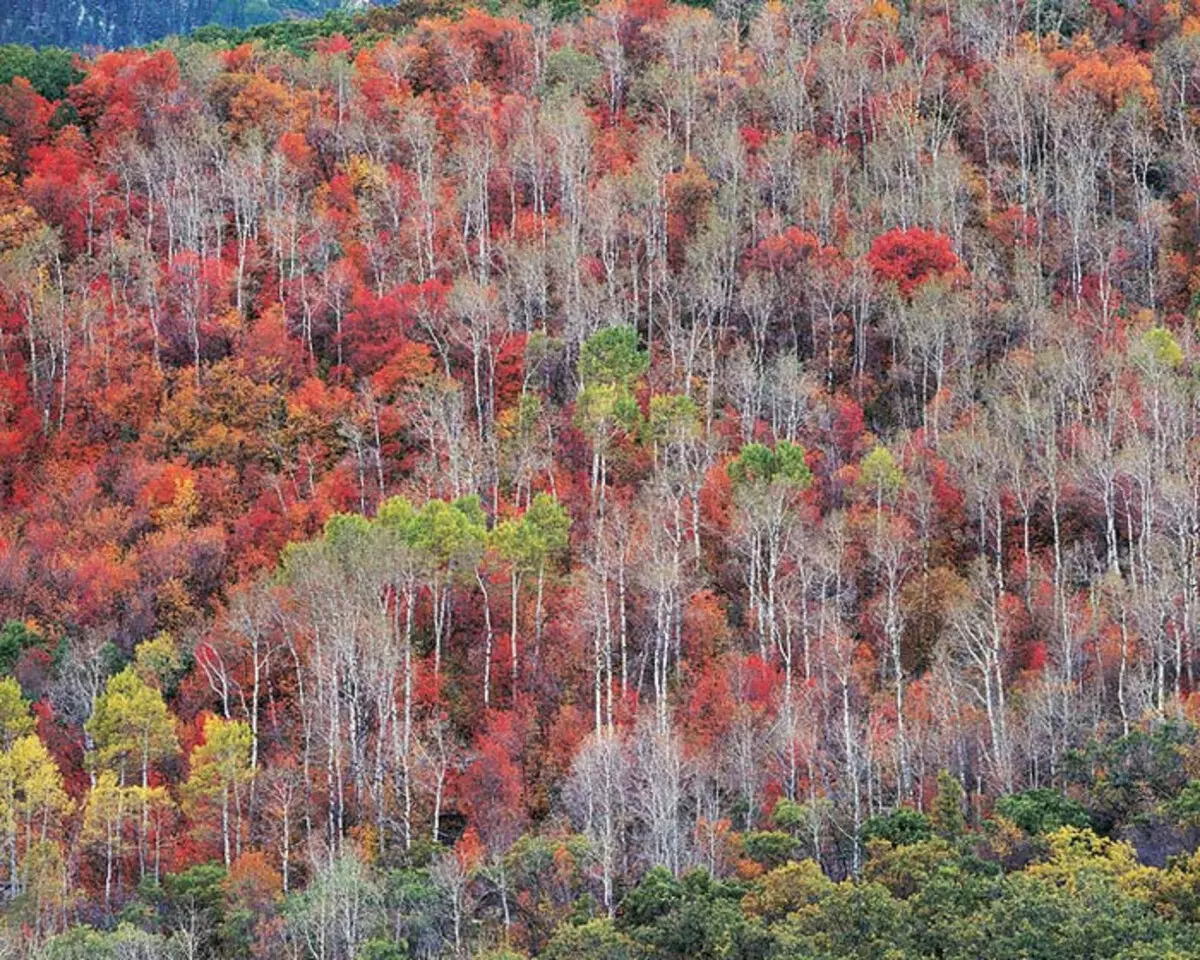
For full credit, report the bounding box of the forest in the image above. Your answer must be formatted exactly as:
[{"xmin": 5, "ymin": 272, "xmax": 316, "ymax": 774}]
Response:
[
  {"xmin": 2, "ymin": 0, "xmax": 1200, "ymax": 955},
  {"xmin": 0, "ymin": 1, "xmax": 354, "ymax": 51}
]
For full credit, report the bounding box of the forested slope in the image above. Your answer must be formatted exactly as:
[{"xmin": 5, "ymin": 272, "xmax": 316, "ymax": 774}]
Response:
[
  {"xmin": 0, "ymin": 0, "xmax": 350, "ymax": 50},
  {"xmin": 1, "ymin": 0, "xmax": 1200, "ymax": 956}
]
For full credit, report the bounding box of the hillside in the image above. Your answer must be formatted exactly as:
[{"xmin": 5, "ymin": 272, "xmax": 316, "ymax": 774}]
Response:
[
  {"xmin": 1, "ymin": 0, "xmax": 1200, "ymax": 957},
  {"xmin": 0, "ymin": 0, "xmax": 350, "ymax": 49}
]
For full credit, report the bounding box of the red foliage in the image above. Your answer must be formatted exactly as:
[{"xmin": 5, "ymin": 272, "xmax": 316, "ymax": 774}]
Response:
[
  {"xmin": 459, "ymin": 710, "xmax": 528, "ymax": 849},
  {"xmin": 0, "ymin": 78, "xmax": 52, "ymax": 174},
  {"xmin": 867, "ymin": 227, "xmax": 960, "ymax": 297}
]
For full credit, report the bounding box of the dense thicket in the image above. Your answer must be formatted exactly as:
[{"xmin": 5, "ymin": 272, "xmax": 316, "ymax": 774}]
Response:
[{"xmin": 2, "ymin": 0, "xmax": 1200, "ymax": 954}]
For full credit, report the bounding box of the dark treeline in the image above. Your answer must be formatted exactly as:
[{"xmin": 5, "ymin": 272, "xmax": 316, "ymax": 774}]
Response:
[{"xmin": 0, "ymin": 0, "xmax": 351, "ymax": 50}]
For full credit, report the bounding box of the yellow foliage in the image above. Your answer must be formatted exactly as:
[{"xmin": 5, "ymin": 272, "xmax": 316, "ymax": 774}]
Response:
[
  {"xmin": 743, "ymin": 859, "xmax": 834, "ymax": 923},
  {"xmin": 866, "ymin": 0, "xmax": 900, "ymax": 26},
  {"xmin": 152, "ymin": 474, "xmax": 200, "ymax": 529},
  {"xmin": 1028, "ymin": 826, "xmax": 1158, "ymax": 901},
  {"xmin": 346, "ymin": 154, "xmax": 389, "ymax": 195}
]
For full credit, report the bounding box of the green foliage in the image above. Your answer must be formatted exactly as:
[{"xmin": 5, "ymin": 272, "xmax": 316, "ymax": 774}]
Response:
[
  {"xmin": 770, "ymin": 797, "xmax": 804, "ymax": 833},
  {"xmin": 85, "ymin": 666, "xmax": 180, "ymax": 782},
  {"xmin": 931, "ymin": 771, "xmax": 965, "ymax": 841},
  {"xmin": 1169, "ymin": 779, "xmax": 1200, "ymax": 827},
  {"xmin": 647, "ymin": 393, "xmax": 701, "ymax": 445},
  {"xmin": 359, "ymin": 939, "xmax": 409, "ymax": 960},
  {"xmin": 34, "ymin": 836, "xmax": 1200, "ymax": 960},
  {"xmin": 0, "ymin": 46, "xmax": 82, "ymax": 102},
  {"xmin": 150, "ymin": 861, "xmax": 244, "ymax": 957},
  {"xmin": 742, "ymin": 860, "xmax": 834, "ymax": 924},
  {"xmin": 619, "ymin": 868, "xmax": 769, "ymax": 960},
  {"xmin": 859, "ymin": 444, "xmax": 904, "ymax": 498},
  {"xmin": 544, "ymin": 47, "xmax": 604, "ymax": 95},
  {"xmin": 995, "ymin": 788, "xmax": 1091, "ymax": 835},
  {"xmin": 505, "ymin": 832, "xmax": 592, "ymax": 887},
  {"xmin": 494, "ymin": 493, "xmax": 571, "ymax": 574},
  {"xmin": 39, "ymin": 922, "xmax": 169, "ymax": 959},
  {"xmin": 862, "ymin": 807, "xmax": 933, "ymax": 847},
  {"xmin": 322, "ymin": 511, "xmax": 373, "ymax": 559},
  {"xmin": 728, "ymin": 441, "xmax": 812, "ymax": 488},
  {"xmin": 774, "ymin": 878, "xmax": 910, "ymax": 960},
  {"xmin": 1136, "ymin": 327, "xmax": 1184, "ymax": 372},
  {"xmin": 40, "ymin": 924, "xmax": 111, "ymax": 959},
  {"xmin": 543, "ymin": 918, "xmax": 639, "ymax": 960},
  {"xmin": 525, "ymin": 493, "xmax": 571, "ymax": 555},
  {"xmin": 133, "ymin": 632, "xmax": 188, "ymax": 696},
  {"xmin": 1064, "ymin": 721, "xmax": 1195, "ymax": 833},
  {"xmin": 953, "ymin": 869, "xmax": 1191, "ymax": 960},
  {"xmin": 3, "ymin": 733, "xmax": 71, "ymax": 830},
  {"xmin": 186, "ymin": 7, "xmax": 355, "ymax": 51},
  {"xmin": 903, "ymin": 852, "xmax": 1001, "ymax": 955},
  {"xmin": 502, "ymin": 833, "xmax": 593, "ymax": 947},
  {"xmin": 384, "ymin": 866, "xmax": 440, "ymax": 952},
  {"xmin": 376, "ymin": 495, "xmax": 419, "ymax": 537},
  {"xmin": 741, "ymin": 831, "xmax": 797, "ymax": 871},
  {"xmin": 0, "ymin": 620, "xmax": 37, "ymax": 678},
  {"xmin": 284, "ymin": 852, "xmax": 386, "ymax": 958},
  {"xmin": 579, "ymin": 325, "xmax": 649, "ymax": 388},
  {"xmin": 162, "ymin": 861, "xmax": 228, "ymax": 915},
  {"xmin": 619, "ymin": 866, "xmax": 681, "ymax": 929},
  {"xmin": 863, "ymin": 837, "xmax": 963, "ymax": 900},
  {"xmin": 410, "ymin": 496, "xmax": 488, "ymax": 570},
  {"xmin": 183, "ymin": 715, "xmax": 253, "ymax": 806},
  {"xmin": 576, "ymin": 383, "xmax": 643, "ymax": 442}
]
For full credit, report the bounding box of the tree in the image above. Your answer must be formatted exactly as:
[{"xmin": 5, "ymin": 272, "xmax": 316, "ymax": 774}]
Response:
[
  {"xmin": 954, "ymin": 867, "xmax": 1179, "ymax": 960},
  {"xmin": 132, "ymin": 632, "xmax": 187, "ymax": 696},
  {"xmin": 160, "ymin": 861, "xmax": 228, "ymax": 959},
  {"xmin": 408, "ymin": 497, "xmax": 488, "ymax": 678},
  {"xmin": 283, "ymin": 851, "xmax": 385, "ymax": 960},
  {"xmin": 565, "ymin": 730, "xmax": 629, "ymax": 913},
  {"xmin": 85, "ymin": 667, "xmax": 179, "ymax": 883},
  {"xmin": 0, "ymin": 45, "xmax": 82, "ymax": 101},
  {"xmin": 858, "ymin": 445, "xmax": 904, "ymax": 529},
  {"xmin": 867, "ymin": 227, "xmax": 959, "ymax": 298},
  {"xmin": 543, "ymin": 918, "xmax": 639, "ymax": 960},
  {"xmin": 743, "ymin": 860, "xmax": 834, "ymax": 925},
  {"xmin": 79, "ymin": 771, "xmax": 128, "ymax": 912},
  {"xmin": 931, "ymin": 771, "xmax": 965, "ymax": 842},
  {"xmin": 492, "ymin": 492, "xmax": 570, "ymax": 699},
  {"xmin": 223, "ymin": 851, "xmax": 284, "ymax": 954},
  {"xmin": 0, "ymin": 732, "xmax": 68, "ymax": 901},
  {"xmin": 16, "ymin": 838, "xmax": 68, "ymax": 948},
  {"xmin": 576, "ymin": 326, "xmax": 649, "ymax": 511},
  {"xmin": 0, "ymin": 621, "xmax": 39, "ymax": 679},
  {"xmin": 183, "ymin": 716, "xmax": 254, "ymax": 868},
  {"xmin": 729, "ymin": 441, "xmax": 812, "ymax": 663},
  {"xmin": 862, "ymin": 809, "xmax": 933, "ymax": 848},
  {"xmin": 0, "ymin": 677, "xmax": 33, "ymax": 750},
  {"xmin": 994, "ymin": 789, "xmax": 1090, "ymax": 836},
  {"xmin": 773, "ymin": 878, "xmax": 911, "ymax": 960},
  {"xmin": 619, "ymin": 867, "xmax": 770, "ymax": 960},
  {"xmin": 87, "ymin": 667, "xmax": 179, "ymax": 788}
]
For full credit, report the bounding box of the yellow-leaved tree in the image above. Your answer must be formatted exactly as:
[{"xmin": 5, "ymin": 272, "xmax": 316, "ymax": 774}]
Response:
[
  {"xmin": 0, "ymin": 678, "xmax": 70, "ymax": 906},
  {"xmin": 85, "ymin": 667, "xmax": 179, "ymax": 887},
  {"xmin": 183, "ymin": 715, "xmax": 254, "ymax": 868}
]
